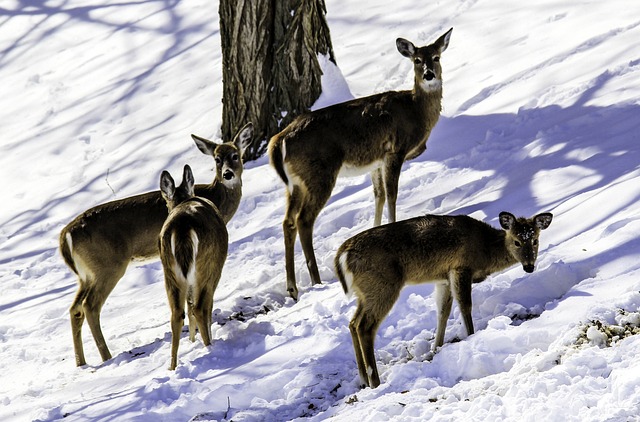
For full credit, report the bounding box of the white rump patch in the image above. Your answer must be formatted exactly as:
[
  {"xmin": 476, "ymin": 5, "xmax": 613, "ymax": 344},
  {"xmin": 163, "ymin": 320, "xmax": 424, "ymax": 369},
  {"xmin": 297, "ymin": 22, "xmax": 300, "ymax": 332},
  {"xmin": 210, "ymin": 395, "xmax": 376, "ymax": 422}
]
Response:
[
  {"xmin": 282, "ymin": 138, "xmax": 287, "ymax": 162},
  {"xmin": 339, "ymin": 253, "xmax": 355, "ymax": 296},
  {"xmin": 65, "ymin": 232, "xmax": 73, "ymax": 253},
  {"xmin": 67, "ymin": 232, "xmax": 93, "ymax": 281},
  {"xmin": 170, "ymin": 230, "xmax": 199, "ymax": 285},
  {"xmin": 186, "ymin": 230, "xmax": 199, "ymax": 287},
  {"xmin": 283, "ymin": 161, "xmax": 307, "ymax": 195}
]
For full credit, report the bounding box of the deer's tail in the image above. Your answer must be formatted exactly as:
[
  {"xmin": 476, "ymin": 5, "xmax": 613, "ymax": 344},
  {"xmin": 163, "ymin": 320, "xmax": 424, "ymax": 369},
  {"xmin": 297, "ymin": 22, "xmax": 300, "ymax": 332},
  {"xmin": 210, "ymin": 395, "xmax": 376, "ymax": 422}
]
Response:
[{"xmin": 268, "ymin": 135, "xmax": 289, "ymax": 186}]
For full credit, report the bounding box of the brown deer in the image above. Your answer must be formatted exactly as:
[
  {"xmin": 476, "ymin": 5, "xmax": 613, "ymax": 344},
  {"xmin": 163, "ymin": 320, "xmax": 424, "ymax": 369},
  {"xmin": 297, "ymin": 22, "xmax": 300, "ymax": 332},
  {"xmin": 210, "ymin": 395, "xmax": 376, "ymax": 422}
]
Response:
[
  {"xmin": 334, "ymin": 211, "xmax": 553, "ymax": 388},
  {"xmin": 159, "ymin": 165, "xmax": 228, "ymax": 370},
  {"xmin": 268, "ymin": 28, "xmax": 453, "ymax": 300},
  {"xmin": 59, "ymin": 123, "xmax": 252, "ymax": 366}
]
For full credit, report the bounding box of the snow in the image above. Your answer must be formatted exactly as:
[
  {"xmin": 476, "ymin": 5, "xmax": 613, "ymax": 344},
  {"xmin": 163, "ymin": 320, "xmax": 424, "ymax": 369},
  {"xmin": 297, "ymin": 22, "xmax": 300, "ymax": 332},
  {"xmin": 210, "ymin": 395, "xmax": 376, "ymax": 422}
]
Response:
[{"xmin": 1, "ymin": 0, "xmax": 640, "ymax": 421}]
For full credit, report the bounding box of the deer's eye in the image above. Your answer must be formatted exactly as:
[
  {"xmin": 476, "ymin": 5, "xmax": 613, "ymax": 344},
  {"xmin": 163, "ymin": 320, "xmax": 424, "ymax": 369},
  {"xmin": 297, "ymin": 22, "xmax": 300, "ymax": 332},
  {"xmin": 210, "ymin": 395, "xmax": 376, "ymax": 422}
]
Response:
[
  {"xmin": 232, "ymin": 154, "xmax": 239, "ymax": 161},
  {"xmin": 433, "ymin": 56, "xmax": 440, "ymax": 62},
  {"xmin": 533, "ymin": 239, "xmax": 539, "ymax": 246},
  {"xmin": 214, "ymin": 157, "xmax": 221, "ymax": 165},
  {"xmin": 514, "ymin": 241, "xmax": 522, "ymax": 248},
  {"xmin": 414, "ymin": 57, "xmax": 422, "ymax": 65}
]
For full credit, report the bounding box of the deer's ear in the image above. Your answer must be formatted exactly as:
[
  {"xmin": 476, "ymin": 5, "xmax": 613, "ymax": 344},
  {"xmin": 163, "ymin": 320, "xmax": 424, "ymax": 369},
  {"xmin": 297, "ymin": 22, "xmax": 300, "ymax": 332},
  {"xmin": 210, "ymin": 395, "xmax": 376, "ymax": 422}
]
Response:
[
  {"xmin": 534, "ymin": 213, "xmax": 553, "ymax": 230},
  {"xmin": 436, "ymin": 27, "xmax": 453, "ymax": 54},
  {"xmin": 160, "ymin": 170, "xmax": 175, "ymax": 202},
  {"xmin": 233, "ymin": 122, "xmax": 253, "ymax": 157},
  {"xmin": 499, "ymin": 212, "xmax": 516, "ymax": 230},
  {"xmin": 396, "ymin": 38, "xmax": 416, "ymax": 58},
  {"xmin": 192, "ymin": 134, "xmax": 220, "ymax": 156},
  {"xmin": 181, "ymin": 164, "xmax": 195, "ymax": 197}
]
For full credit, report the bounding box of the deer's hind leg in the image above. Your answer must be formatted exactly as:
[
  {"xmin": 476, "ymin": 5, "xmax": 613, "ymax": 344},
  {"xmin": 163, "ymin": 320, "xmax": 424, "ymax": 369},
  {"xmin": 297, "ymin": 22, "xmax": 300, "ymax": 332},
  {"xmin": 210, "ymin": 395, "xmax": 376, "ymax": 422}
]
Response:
[
  {"xmin": 296, "ymin": 173, "xmax": 336, "ymax": 288},
  {"xmin": 193, "ymin": 284, "xmax": 214, "ymax": 346},
  {"xmin": 353, "ymin": 301, "xmax": 389, "ymax": 389},
  {"xmin": 82, "ymin": 263, "xmax": 127, "ymax": 363},
  {"xmin": 348, "ymin": 303, "xmax": 369, "ymax": 388},
  {"xmin": 166, "ymin": 277, "xmax": 186, "ymax": 370},
  {"xmin": 283, "ymin": 186, "xmax": 304, "ymax": 300},
  {"xmin": 351, "ymin": 271, "xmax": 402, "ymax": 389},
  {"xmin": 186, "ymin": 294, "xmax": 197, "ymax": 342},
  {"xmin": 70, "ymin": 282, "xmax": 90, "ymax": 366}
]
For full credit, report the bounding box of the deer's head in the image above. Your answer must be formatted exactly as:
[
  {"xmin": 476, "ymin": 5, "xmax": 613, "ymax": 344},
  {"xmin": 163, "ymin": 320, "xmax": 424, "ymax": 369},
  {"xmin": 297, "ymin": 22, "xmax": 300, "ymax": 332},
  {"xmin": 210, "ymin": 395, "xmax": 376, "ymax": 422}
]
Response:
[
  {"xmin": 397, "ymin": 28, "xmax": 452, "ymax": 93},
  {"xmin": 499, "ymin": 211, "xmax": 553, "ymax": 273},
  {"xmin": 160, "ymin": 165, "xmax": 195, "ymax": 212},
  {"xmin": 191, "ymin": 122, "xmax": 253, "ymax": 188}
]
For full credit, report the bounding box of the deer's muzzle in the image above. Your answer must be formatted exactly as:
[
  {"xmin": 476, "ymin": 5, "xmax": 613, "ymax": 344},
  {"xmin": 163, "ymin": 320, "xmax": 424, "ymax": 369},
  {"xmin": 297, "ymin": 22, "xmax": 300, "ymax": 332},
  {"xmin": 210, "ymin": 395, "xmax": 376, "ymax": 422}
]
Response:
[
  {"xmin": 523, "ymin": 264, "xmax": 535, "ymax": 273},
  {"xmin": 223, "ymin": 170, "xmax": 235, "ymax": 180},
  {"xmin": 424, "ymin": 70, "xmax": 436, "ymax": 81}
]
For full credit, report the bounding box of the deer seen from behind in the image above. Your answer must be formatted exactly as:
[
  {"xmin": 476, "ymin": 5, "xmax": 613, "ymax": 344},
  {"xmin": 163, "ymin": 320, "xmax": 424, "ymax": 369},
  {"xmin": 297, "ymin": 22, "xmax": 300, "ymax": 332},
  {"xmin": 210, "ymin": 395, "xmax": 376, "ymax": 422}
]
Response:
[
  {"xmin": 159, "ymin": 165, "xmax": 228, "ymax": 370},
  {"xmin": 59, "ymin": 123, "xmax": 252, "ymax": 367},
  {"xmin": 334, "ymin": 211, "xmax": 553, "ymax": 388},
  {"xmin": 269, "ymin": 28, "xmax": 453, "ymax": 300}
]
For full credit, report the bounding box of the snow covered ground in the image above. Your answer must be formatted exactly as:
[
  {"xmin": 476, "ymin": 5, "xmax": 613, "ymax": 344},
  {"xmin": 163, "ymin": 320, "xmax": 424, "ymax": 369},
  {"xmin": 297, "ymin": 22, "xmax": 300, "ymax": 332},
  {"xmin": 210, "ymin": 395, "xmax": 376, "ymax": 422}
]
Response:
[{"xmin": 1, "ymin": 0, "xmax": 640, "ymax": 420}]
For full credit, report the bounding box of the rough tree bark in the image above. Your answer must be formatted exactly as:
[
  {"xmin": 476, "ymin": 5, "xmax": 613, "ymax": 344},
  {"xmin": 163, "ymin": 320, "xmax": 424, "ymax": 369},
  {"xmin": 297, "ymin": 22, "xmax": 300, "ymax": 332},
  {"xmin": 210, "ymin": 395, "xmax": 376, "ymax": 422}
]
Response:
[{"xmin": 219, "ymin": 0, "xmax": 335, "ymax": 160}]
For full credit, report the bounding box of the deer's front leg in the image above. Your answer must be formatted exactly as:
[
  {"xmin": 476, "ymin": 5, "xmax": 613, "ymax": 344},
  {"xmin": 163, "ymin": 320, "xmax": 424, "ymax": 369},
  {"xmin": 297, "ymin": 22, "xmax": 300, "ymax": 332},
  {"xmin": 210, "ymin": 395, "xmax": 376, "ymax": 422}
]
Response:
[
  {"xmin": 433, "ymin": 281, "xmax": 453, "ymax": 350},
  {"xmin": 451, "ymin": 268, "xmax": 474, "ymax": 337},
  {"xmin": 383, "ymin": 153, "xmax": 404, "ymax": 224},
  {"xmin": 371, "ymin": 168, "xmax": 385, "ymax": 227}
]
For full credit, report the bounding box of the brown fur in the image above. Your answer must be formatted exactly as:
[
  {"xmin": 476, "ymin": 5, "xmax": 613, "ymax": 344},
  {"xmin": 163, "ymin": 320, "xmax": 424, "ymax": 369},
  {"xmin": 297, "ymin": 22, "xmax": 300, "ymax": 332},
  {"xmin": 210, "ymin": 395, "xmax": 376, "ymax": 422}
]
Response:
[
  {"xmin": 159, "ymin": 165, "xmax": 228, "ymax": 370},
  {"xmin": 59, "ymin": 123, "xmax": 252, "ymax": 366},
  {"xmin": 268, "ymin": 29, "xmax": 453, "ymax": 300},
  {"xmin": 335, "ymin": 211, "xmax": 553, "ymax": 388}
]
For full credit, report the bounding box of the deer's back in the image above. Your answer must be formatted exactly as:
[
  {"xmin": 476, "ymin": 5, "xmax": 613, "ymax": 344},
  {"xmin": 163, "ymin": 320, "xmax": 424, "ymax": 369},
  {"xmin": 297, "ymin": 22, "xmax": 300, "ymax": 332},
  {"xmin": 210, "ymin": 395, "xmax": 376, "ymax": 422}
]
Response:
[
  {"xmin": 61, "ymin": 181, "xmax": 232, "ymax": 271},
  {"xmin": 340, "ymin": 215, "xmax": 506, "ymax": 283},
  {"xmin": 277, "ymin": 90, "xmax": 436, "ymax": 166},
  {"xmin": 61, "ymin": 191, "xmax": 169, "ymax": 268}
]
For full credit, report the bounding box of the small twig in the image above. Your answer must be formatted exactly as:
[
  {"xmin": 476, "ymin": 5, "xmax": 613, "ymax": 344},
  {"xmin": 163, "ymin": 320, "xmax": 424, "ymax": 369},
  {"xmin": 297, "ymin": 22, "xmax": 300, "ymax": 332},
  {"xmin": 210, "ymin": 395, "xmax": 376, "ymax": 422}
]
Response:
[
  {"xmin": 105, "ymin": 168, "xmax": 116, "ymax": 195},
  {"xmin": 223, "ymin": 396, "xmax": 231, "ymax": 420}
]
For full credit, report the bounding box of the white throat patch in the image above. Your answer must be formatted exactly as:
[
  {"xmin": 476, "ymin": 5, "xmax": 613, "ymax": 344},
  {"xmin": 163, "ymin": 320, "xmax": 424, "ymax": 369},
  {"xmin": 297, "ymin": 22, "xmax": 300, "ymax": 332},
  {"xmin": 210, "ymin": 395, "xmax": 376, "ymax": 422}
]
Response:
[{"xmin": 419, "ymin": 78, "xmax": 442, "ymax": 92}]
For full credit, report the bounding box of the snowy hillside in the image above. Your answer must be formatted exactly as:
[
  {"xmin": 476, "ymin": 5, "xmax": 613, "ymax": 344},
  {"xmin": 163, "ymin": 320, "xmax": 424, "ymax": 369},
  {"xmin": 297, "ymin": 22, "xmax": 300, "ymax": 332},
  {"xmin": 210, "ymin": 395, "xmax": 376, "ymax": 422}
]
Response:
[{"xmin": 1, "ymin": 0, "xmax": 639, "ymax": 421}]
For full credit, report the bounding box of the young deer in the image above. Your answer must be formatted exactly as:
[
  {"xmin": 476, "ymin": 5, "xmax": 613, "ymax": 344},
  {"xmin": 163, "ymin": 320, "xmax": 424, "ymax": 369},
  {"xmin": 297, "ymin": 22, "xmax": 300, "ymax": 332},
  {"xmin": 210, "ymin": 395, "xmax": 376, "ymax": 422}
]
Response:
[
  {"xmin": 269, "ymin": 29, "xmax": 453, "ymax": 300},
  {"xmin": 335, "ymin": 211, "xmax": 553, "ymax": 388},
  {"xmin": 59, "ymin": 123, "xmax": 252, "ymax": 366},
  {"xmin": 159, "ymin": 165, "xmax": 228, "ymax": 370}
]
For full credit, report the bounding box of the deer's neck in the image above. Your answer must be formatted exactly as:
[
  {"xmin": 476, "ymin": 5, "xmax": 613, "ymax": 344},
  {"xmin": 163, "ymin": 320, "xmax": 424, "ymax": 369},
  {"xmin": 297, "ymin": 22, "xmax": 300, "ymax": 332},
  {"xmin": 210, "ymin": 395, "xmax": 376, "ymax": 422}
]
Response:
[
  {"xmin": 489, "ymin": 231, "xmax": 518, "ymax": 272},
  {"xmin": 413, "ymin": 84, "xmax": 442, "ymax": 111},
  {"xmin": 411, "ymin": 82, "xmax": 442, "ymax": 121},
  {"xmin": 411, "ymin": 85, "xmax": 443, "ymax": 141},
  {"xmin": 194, "ymin": 179, "xmax": 242, "ymax": 224}
]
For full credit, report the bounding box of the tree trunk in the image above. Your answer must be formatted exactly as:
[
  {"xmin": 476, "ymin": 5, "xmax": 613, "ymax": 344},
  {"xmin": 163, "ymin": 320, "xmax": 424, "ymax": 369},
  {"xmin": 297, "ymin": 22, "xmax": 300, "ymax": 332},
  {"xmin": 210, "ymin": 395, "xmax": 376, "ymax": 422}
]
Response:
[{"xmin": 219, "ymin": 0, "xmax": 335, "ymax": 161}]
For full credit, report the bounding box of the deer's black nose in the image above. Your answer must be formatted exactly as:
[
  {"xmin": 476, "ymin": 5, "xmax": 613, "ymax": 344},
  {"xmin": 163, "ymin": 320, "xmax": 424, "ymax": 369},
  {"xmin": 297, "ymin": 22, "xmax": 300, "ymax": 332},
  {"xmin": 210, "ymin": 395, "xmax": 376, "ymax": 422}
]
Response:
[
  {"xmin": 223, "ymin": 170, "xmax": 234, "ymax": 180},
  {"xmin": 523, "ymin": 264, "xmax": 535, "ymax": 273},
  {"xmin": 424, "ymin": 70, "xmax": 435, "ymax": 81}
]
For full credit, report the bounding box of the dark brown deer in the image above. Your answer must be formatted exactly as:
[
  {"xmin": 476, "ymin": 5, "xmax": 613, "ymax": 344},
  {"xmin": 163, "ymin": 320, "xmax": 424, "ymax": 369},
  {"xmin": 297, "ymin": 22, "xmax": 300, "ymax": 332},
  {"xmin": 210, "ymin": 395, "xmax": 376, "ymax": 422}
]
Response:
[
  {"xmin": 159, "ymin": 165, "xmax": 228, "ymax": 370},
  {"xmin": 269, "ymin": 29, "xmax": 453, "ymax": 300},
  {"xmin": 59, "ymin": 123, "xmax": 252, "ymax": 366},
  {"xmin": 335, "ymin": 211, "xmax": 553, "ymax": 388}
]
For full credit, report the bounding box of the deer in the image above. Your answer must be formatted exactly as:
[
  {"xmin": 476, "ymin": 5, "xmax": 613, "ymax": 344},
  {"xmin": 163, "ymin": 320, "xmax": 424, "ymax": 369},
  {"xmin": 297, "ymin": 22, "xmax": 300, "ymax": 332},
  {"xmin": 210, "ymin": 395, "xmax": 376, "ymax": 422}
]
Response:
[
  {"xmin": 334, "ymin": 211, "xmax": 553, "ymax": 388},
  {"xmin": 159, "ymin": 165, "xmax": 228, "ymax": 370},
  {"xmin": 268, "ymin": 28, "xmax": 453, "ymax": 300},
  {"xmin": 59, "ymin": 123, "xmax": 252, "ymax": 367}
]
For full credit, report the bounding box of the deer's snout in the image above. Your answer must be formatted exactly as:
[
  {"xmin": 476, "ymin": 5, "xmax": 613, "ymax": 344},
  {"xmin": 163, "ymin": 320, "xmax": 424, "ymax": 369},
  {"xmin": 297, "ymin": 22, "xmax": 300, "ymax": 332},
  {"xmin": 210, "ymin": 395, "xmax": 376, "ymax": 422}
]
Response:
[
  {"xmin": 424, "ymin": 70, "xmax": 436, "ymax": 81},
  {"xmin": 523, "ymin": 264, "xmax": 535, "ymax": 273},
  {"xmin": 223, "ymin": 170, "xmax": 235, "ymax": 180}
]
